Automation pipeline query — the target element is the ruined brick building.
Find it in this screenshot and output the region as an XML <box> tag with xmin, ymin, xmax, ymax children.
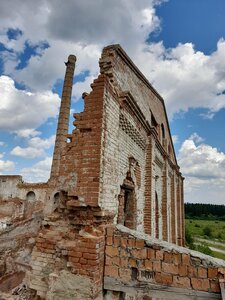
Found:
<box><xmin>0</xmin><ymin>45</ymin><xmax>225</xmax><ymax>299</ymax></box>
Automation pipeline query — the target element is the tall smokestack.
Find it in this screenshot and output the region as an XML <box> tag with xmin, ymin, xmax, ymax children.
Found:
<box><xmin>50</xmin><ymin>54</ymin><xmax>76</xmax><ymax>178</ymax></box>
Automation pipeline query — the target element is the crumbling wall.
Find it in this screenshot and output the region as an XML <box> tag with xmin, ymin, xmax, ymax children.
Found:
<box><xmin>55</xmin><ymin>75</ymin><xmax>106</xmax><ymax>207</ymax></box>
<box><xmin>0</xmin><ymin>213</ymin><xmax>42</xmax><ymax>293</ymax></box>
<box><xmin>28</xmin><ymin>201</ymin><xmax>112</xmax><ymax>300</ymax></box>
<box><xmin>104</xmin><ymin>225</ymin><xmax>225</xmax><ymax>299</ymax></box>
<box><xmin>0</xmin><ymin>176</ymin><xmax>22</xmax><ymax>199</ymax></box>
<box><xmin>0</xmin><ymin>176</ymin><xmax>48</xmax><ymax>292</ymax></box>
<box><xmin>0</xmin><ymin>176</ymin><xmax>48</xmax><ymax>222</ymax></box>
<box><xmin>0</xmin><ymin>45</ymin><xmax>202</xmax><ymax>298</ymax></box>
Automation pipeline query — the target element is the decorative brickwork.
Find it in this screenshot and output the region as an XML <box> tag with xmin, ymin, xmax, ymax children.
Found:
<box><xmin>119</xmin><ymin>114</ymin><xmax>146</xmax><ymax>150</ymax></box>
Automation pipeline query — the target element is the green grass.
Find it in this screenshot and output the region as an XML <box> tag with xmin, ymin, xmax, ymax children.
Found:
<box><xmin>211</xmin><ymin>251</ymin><xmax>225</xmax><ymax>261</ymax></box>
<box><xmin>185</xmin><ymin>219</ymin><xmax>225</xmax><ymax>241</ymax></box>
<box><xmin>185</xmin><ymin>218</ymin><xmax>225</xmax><ymax>261</ymax></box>
<box><xmin>205</xmin><ymin>241</ymin><xmax>225</xmax><ymax>251</ymax></box>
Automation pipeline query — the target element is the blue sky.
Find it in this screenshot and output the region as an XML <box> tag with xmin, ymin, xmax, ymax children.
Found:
<box><xmin>0</xmin><ymin>0</ymin><xmax>225</xmax><ymax>204</ymax></box>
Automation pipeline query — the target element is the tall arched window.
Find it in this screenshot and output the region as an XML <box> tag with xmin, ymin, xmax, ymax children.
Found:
<box><xmin>161</xmin><ymin>123</ymin><xmax>165</xmax><ymax>140</ymax></box>
<box><xmin>168</xmin><ymin>143</ymin><xmax>172</xmax><ymax>157</ymax></box>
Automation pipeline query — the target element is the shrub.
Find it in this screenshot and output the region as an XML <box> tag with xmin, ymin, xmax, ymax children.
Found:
<box><xmin>185</xmin><ymin>229</ymin><xmax>194</xmax><ymax>248</ymax></box>
<box><xmin>203</xmin><ymin>226</ymin><xmax>212</xmax><ymax>237</ymax></box>
<box><xmin>194</xmin><ymin>243</ymin><xmax>213</xmax><ymax>256</ymax></box>
<box><xmin>217</xmin><ymin>232</ymin><xmax>222</xmax><ymax>239</ymax></box>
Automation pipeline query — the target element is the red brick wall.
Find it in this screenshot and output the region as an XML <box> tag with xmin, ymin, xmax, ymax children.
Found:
<box><xmin>181</xmin><ymin>178</ymin><xmax>185</xmax><ymax>246</ymax></box>
<box><xmin>176</xmin><ymin>178</ymin><xmax>182</xmax><ymax>246</ymax></box>
<box><xmin>57</xmin><ymin>75</ymin><xmax>106</xmax><ymax>206</ymax></box>
<box><xmin>104</xmin><ymin>226</ymin><xmax>225</xmax><ymax>297</ymax></box>
<box><xmin>171</xmin><ymin>173</ymin><xmax>176</xmax><ymax>244</ymax></box>
<box><xmin>29</xmin><ymin>217</ymin><xmax>106</xmax><ymax>299</ymax></box>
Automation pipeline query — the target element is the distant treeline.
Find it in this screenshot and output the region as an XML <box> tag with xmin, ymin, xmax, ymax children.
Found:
<box><xmin>185</xmin><ymin>203</ymin><xmax>225</xmax><ymax>220</ymax></box>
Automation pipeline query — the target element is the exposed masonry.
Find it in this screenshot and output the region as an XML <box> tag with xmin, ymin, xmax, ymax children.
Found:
<box><xmin>0</xmin><ymin>44</ymin><xmax>224</xmax><ymax>299</ymax></box>
<box><xmin>105</xmin><ymin>225</ymin><xmax>225</xmax><ymax>300</ymax></box>
<box><xmin>119</xmin><ymin>114</ymin><xmax>146</xmax><ymax>150</ymax></box>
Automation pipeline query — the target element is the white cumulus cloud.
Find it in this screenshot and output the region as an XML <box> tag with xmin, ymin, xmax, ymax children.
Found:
<box><xmin>10</xmin><ymin>146</ymin><xmax>44</xmax><ymax>159</ymax></box>
<box><xmin>178</xmin><ymin>134</ymin><xmax>225</xmax><ymax>204</ymax></box>
<box><xmin>188</xmin><ymin>133</ymin><xmax>205</xmax><ymax>144</ymax></box>
<box><xmin>11</xmin><ymin>135</ymin><xmax>55</xmax><ymax>159</ymax></box>
<box><xmin>0</xmin><ymin>159</ymin><xmax>15</xmax><ymax>174</ymax></box>
<box><xmin>1</xmin><ymin>0</ymin><xmax>225</xmax><ymax>121</ymax></box>
<box><xmin>72</xmin><ymin>75</ymin><xmax>95</xmax><ymax>101</ymax></box>
<box><xmin>21</xmin><ymin>156</ymin><xmax>52</xmax><ymax>182</ymax></box>
<box><xmin>0</xmin><ymin>75</ymin><xmax>60</xmax><ymax>136</ymax></box>
<box><xmin>135</xmin><ymin>40</ymin><xmax>225</xmax><ymax>118</ymax></box>
<box><xmin>0</xmin><ymin>0</ymin><xmax>163</xmax><ymax>92</ymax></box>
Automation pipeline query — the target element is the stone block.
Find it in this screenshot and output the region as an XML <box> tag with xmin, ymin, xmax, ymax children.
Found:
<box><xmin>155</xmin><ymin>272</ymin><xmax>173</xmax><ymax>285</ymax></box>
<box><xmin>191</xmin><ymin>278</ymin><xmax>210</xmax><ymax>292</ymax></box>
<box><xmin>162</xmin><ymin>262</ymin><xmax>178</xmax><ymax>275</ymax></box>
<box><xmin>173</xmin><ymin>276</ymin><xmax>191</xmax><ymax>289</ymax></box>
<box><xmin>105</xmin><ymin>246</ymin><xmax>119</xmax><ymax>257</ymax></box>
<box><xmin>105</xmin><ymin>266</ymin><xmax>119</xmax><ymax>278</ymax></box>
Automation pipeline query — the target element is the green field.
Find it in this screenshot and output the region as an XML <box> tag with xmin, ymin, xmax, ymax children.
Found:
<box><xmin>185</xmin><ymin>219</ymin><xmax>225</xmax><ymax>261</ymax></box>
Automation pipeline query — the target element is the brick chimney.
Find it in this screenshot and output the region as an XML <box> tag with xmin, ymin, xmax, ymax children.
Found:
<box><xmin>50</xmin><ymin>54</ymin><xmax>76</xmax><ymax>178</ymax></box>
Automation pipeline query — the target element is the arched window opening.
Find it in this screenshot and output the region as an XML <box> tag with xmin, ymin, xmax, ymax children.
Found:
<box><xmin>26</xmin><ymin>191</ymin><xmax>36</xmax><ymax>201</ymax></box>
<box><xmin>161</xmin><ymin>123</ymin><xmax>165</xmax><ymax>140</ymax></box>
<box><xmin>168</xmin><ymin>144</ymin><xmax>172</xmax><ymax>157</ymax></box>
<box><xmin>53</xmin><ymin>192</ymin><xmax>60</xmax><ymax>205</ymax></box>
<box><xmin>124</xmin><ymin>188</ymin><xmax>135</xmax><ymax>228</ymax></box>
<box><xmin>151</xmin><ymin>113</ymin><xmax>158</xmax><ymax>128</ymax></box>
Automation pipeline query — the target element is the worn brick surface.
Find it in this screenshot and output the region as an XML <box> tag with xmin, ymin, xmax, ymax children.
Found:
<box><xmin>103</xmin><ymin>226</ymin><xmax>225</xmax><ymax>298</ymax></box>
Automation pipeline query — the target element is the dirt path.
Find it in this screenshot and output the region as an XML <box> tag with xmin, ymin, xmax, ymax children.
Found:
<box><xmin>195</xmin><ymin>237</ymin><xmax>225</xmax><ymax>247</ymax></box>
<box><xmin>208</xmin><ymin>246</ymin><xmax>225</xmax><ymax>255</ymax></box>
<box><xmin>195</xmin><ymin>237</ymin><xmax>225</xmax><ymax>255</ymax></box>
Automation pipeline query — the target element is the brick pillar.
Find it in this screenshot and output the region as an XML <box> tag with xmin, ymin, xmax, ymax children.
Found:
<box><xmin>176</xmin><ymin>177</ymin><xmax>182</xmax><ymax>246</ymax></box>
<box><xmin>144</xmin><ymin>136</ymin><xmax>153</xmax><ymax>235</ymax></box>
<box><xmin>155</xmin><ymin>193</ymin><xmax>159</xmax><ymax>239</ymax></box>
<box><xmin>162</xmin><ymin>161</ymin><xmax>168</xmax><ymax>241</ymax></box>
<box><xmin>50</xmin><ymin>54</ymin><xmax>76</xmax><ymax>178</ymax></box>
<box><xmin>181</xmin><ymin>177</ymin><xmax>185</xmax><ymax>246</ymax></box>
<box><xmin>171</xmin><ymin>172</ymin><xmax>176</xmax><ymax>244</ymax></box>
